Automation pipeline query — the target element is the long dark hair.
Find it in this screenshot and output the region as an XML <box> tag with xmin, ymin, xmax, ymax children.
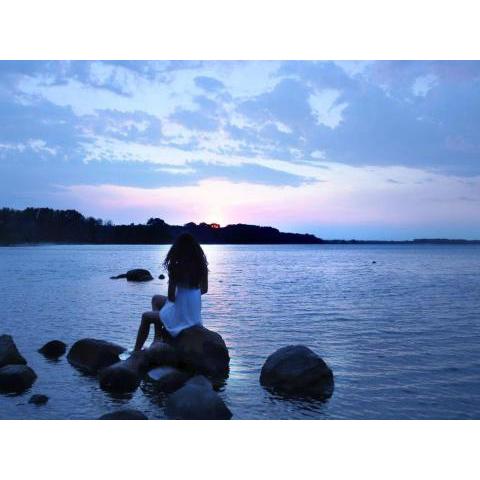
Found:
<box><xmin>163</xmin><ymin>233</ymin><xmax>208</xmax><ymax>288</ymax></box>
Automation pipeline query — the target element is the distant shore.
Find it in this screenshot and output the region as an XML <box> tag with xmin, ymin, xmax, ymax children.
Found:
<box><xmin>1</xmin><ymin>207</ymin><xmax>479</xmax><ymax>246</ymax></box>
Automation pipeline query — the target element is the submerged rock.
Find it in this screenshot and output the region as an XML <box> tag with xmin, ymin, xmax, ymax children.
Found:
<box><xmin>0</xmin><ymin>334</ymin><xmax>27</xmax><ymax>368</ymax></box>
<box><xmin>145</xmin><ymin>366</ymin><xmax>190</xmax><ymax>393</ymax></box>
<box><xmin>111</xmin><ymin>269</ymin><xmax>153</xmax><ymax>282</ymax></box>
<box><xmin>0</xmin><ymin>365</ymin><xmax>37</xmax><ymax>393</ymax></box>
<box><xmin>67</xmin><ymin>338</ymin><xmax>125</xmax><ymax>375</ymax></box>
<box><xmin>29</xmin><ymin>393</ymin><xmax>49</xmax><ymax>405</ymax></box>
<box><xmin>165</xmin><ymin>376</ymin><xmax>232</xmax><ymax>420</ymax></box>
<box><xmin>168</xmin><ymin>326</ymin><xmax>230</xmax><ymax>380</ymax></box>
<box><xmin>38</xmin><ymin>340</ymin><xmax>67</xmax><ymax>359</ymax></box>
<box><xmin>99</xmin><ymin>409</ymin><xmax>148</xmax><ymax>420</ymax></box>
<box><xmin>260</xmin><ymin>345</ymin><xmax>334</xmax><ymax>399</ymax></box>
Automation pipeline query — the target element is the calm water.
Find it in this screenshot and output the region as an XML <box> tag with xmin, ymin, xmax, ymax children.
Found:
<box><xmin>1</xmin><ymin>244</ymin><xmax>480</xmax><ymax>420</ymax></box>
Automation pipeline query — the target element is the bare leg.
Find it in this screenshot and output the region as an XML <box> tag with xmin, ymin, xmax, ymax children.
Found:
<box><xmin>134</xmin><ymin>311</ymin><xmax>160</xmax><ymax>351</ymax></box>
<box><xmin>151</xmin><ymin>294</ymin><xmax>167</xmax><ymax>312</ymax></box>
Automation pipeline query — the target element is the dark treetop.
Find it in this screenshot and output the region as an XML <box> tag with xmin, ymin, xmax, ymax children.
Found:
<box><xmin>1</xmin><ymin>208</ymin><xmax>479</xmax><ymax>245</ymax></box>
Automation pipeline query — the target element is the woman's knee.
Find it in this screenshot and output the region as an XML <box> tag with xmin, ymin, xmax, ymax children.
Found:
<box><xmin>152</xmin><ymin>294</ymin><xmax>166</xmax><ymax>311</ymax></box>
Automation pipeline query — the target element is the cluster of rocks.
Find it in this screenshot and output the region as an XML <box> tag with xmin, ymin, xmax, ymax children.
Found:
<box><xmin>2</xmin><ymin>312</ymin><xmax>335</xmax><ymax>419</ymax></box>
<box><xmin>0</xmin><ymin>334</ymin><xmax>66</xmax><ymax>403</ymax></box>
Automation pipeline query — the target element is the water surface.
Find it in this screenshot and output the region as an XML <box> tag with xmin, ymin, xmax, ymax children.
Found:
<box><xmin>1</xmin><ymin>244</ymin><xmax>479</xmax><ymax>419</ymax></box>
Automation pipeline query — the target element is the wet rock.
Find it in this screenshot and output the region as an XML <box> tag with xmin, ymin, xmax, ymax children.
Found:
<box><xmin>99</xmin><ymin>409</ymin><xmax>148</xmax><ymax>420</ymax></box>
<box><xmin>0</xmin><ymin>365</ymin><xmax>37</xmax><ymax>393</ymax></box>
<box><xmin>260</xmin><ymin>345</ymin><xmax>334</xmax><ymax>399</ymax></box>
<box><xmin>159</xmin><ymin>274</ymin><xmax>165</xmax><ymax>280</ymax></box>
<box><xmin>165</xmin><ymin>376</ymin><xmax>232</xmax><ymax>420</ymax></box>
<box><xmin>67</xmin><ymin>338</ymin><xmax>125</xmax><ymax>375</ymax></box>
<box><xmin>168</xmin><ymin>326</ymin><xmax>230</xmax><ymax>380</ymax></box>
<box><xmin>29</xmin><ymin>394</ymin><xmax>49</xmax><ymax>405</ymax></box>
<box><xmin>99</xmin><ymin>351</ymin><xmax>149</xmax><ymax>393</ymax></box>
<box><xmin>145</xmin><ymin>341</ymin><xmax>179</xmax><ymax>367</ymax></box>
<box><xmin>145</xmin><ymin>366</ymin><xmax>190</xmax><ymax>393</ymax></box>
<box><xmin>372</xmin><ymin>261</ymin><xmax>377</xmax><ymax>264</ymax></box>
<box><xmin>0</xmin><ymin>334</ymin><xmax>27</xmax><ymax>368</ymax></box>
<box><xmin>38</xmin><ymin>340</ymin><xmax>67</xmax><ymax>359</ymax></box>
<box><xmin>110</xmin><ymin>269</ymin><xmax>153</xmax><ymax>281</ymax></box>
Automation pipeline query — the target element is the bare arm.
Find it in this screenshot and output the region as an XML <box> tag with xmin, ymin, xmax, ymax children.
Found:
<box><xmin>168</xmin><ymin>279</ymin><xmax>176</xmax><ymax>302</ymax></box>
<box><xmin>200</xmin><ymin>271</ymin><xmax>208</xmax><ymax>295</ymax></box>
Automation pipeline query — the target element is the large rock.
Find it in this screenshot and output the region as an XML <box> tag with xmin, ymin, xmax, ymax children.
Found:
<box><xmin>260</xmin><ymin>345</ymin><xmax>334</xmax><ymax>399</ymax></box>
<box><xmin>111</xmin><ymin>269</ymin><xmax>153</xmax><ymax>282</ymax></box>
<box><xmin>99</xmin><ymin>409</ymin><xmax>148</xmax><ymax>420</ymax></box>
<box><xmin>144</xmin><ymin>366</ymin><xmax>190</xmax><ymax>393</ymax></box>
<box><xmin>0</xmin><ymin>335</ymin><xmax>27</xmax><ymax>368</ymax></box>
<box><xmin>38</xmin><ymin>340</ymin><xmax>67</xmax><ymax>359</ymax></box>
<box><xmin>0</xmin><ymin>365</ymin><xmax>37</xmax><ymax>393</ymax></box>
<box><xmin>67</xmin><ymin>338</ymin><xmax>125</xmax><ymax>375</ymax></box>
<box><xmin>168</xmin><ymin>326</ymin><xmax>230</xmax><ymax>380</ymax></box>
<box><xmin>165</xmin><ymin>376</ymin><xmax>232</xmax><ymax>420</ymax></box>
<box><xmin>99</xmin><ymin>351</ymin><xmax>150</xmax><ymax>393</ymax></box>
<box><xmin>145</xmin><ymin>341</ymin><xmax>179</xmax><ymax>367</ymax></box>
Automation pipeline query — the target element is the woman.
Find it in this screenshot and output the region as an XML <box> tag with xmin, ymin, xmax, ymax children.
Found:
<box><xmin>134</xmin><ymin>233</ymin><xmax>208</xmax><ymax>351</ymax></box>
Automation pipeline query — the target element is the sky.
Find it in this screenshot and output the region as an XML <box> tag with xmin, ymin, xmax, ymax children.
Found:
<box><xmin>0</xmin><ymin>60</ymin><xmax>479</xmax><ymax>240</ymax></box>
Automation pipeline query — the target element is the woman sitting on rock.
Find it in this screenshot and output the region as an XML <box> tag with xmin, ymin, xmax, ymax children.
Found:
<box><xmin>134</xmin><ymin>233</ymin><xmax>208</xmax><ymax>351</ymax></box>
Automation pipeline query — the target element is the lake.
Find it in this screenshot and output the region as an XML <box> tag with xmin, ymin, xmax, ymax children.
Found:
<box><xmin>1</xmin><ymin>244</ymin><xmax>480</xmax><ymax>419</ymax></box>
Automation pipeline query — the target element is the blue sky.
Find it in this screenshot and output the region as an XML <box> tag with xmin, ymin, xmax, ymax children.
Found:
<box><xmin>0</xmin><ymin>60</ymin><xmax>479</xmax><ymax>239</ymax></box>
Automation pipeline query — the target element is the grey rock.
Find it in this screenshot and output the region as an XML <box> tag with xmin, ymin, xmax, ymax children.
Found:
<box><xmin>110</xmin><ymin>269</ymin><xmax>153</xmax><ymax>281</ymax></box>
<box><xmin>260</xmin><ymin>345</ymin><xmax>334</xmax><ymax>399</ymax></box>
<box><xmin>165</xmin><ymin>375</ymin><xmax>232</xmax><ymax>420</ymax></box>
<box><xmin>38</xmin><ymin>340</ymin><xmax>67</xmax><ymax>359</ymax></box>
<box><xmin>99</xmin><ymin>351</ymin><xmax>149</xmax><ymax>393</ymax></box>
<box><xmin>158</xmin><ymin>274</ymin><xmax>165</xmax><ymax>280</ymax></box>
<box><xmin>0</xmin><ymin>365</ymin><xmax>37</xmax><ymax>393</ymax></box>
<box><xmin>99</xmin><ymin>409</ymin><xmax>148</xmax><ymax>420</ymax></box>
<box><xmin>145</xmin><ymin>341</ymin><xmax>179</xmax><ymax>367</ymax></box>
<box><xmin>168</xmin><ymin>326</ymin><xmax>230</xmax><ymax>380</ymax></box>
<box><xmin>0</xmin><ymin>334</ymin><xmax>27</xmax><ymax>368</ymax></box>
<box><xmin>67</xmin><ymin>338</ymin><xmax>125</xmax><ymax>375</ymax></box>
<box><xmin>145</xmin><ymin>366</ymin><xmax>190</xmax><ymax>393</ymax></box>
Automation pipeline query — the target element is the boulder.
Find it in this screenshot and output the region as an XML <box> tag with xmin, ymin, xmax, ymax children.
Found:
<box><xmin>145</xmin><ymin>341</ymin><xmax>179</xmax><ymax>367</ymax></box>
<box><xmin>99</xmin><ymin>351</ymin><xmax>150</xmax><ymax>393</ymax></box>
<box><xmin>29</xmin><ymin>394</ymin><xmax>49</xmax><ymax>405</ymax></box>
<box><xmin>110</xmin><ymin>269</ymin><xmax>153</xmax><ymax>281</ymax></box>
<box><xmin>99</xmin><ymin>409</ymin><xmax>148</xmax><ymax>420</ymax></box>
<box><xmin>168</xmin><ymin>326</ymin><xmax>230</xmax><ymax>380</ymax></box>
<box><xmin>67</xmin><ymin>338</ymin><xmax>125</xmax><ymax>375</ymax></box>
<box><xmin>38</xmin><ymin>340</ymin><xmax>67</xmax><ymax>359</ymax></box>
<box><xmin>0</xmin><ymin>334</ymin><xmax>27</xmax><ymax>368</ymax></box>
<box><xmin>260</xmin><ymin>345</ymin><xmax>334</xmax><ymax>399</ymax></box>
<box><xmin>0</xmin><ymin>365</ymin><xmax>37</xmax><ymax>393</ymax></box>
<box><xmin>165</xmin><ymin>376</ymin><xmax>232</xmax><ymax>420</ymax></box>
<box><xmin>144</xmin><ymin>366</ymin><xmax>190</xmax><ymax>393</ymax></box>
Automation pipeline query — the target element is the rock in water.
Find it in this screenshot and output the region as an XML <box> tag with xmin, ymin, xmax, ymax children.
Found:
<box><xmin>29</xmin><ymin>394</ymin><xmax>49</xmax><ymax>405</ymax></box>
<box><xmin>0</xmin><ymin>365</ymin><xmax>37</xmax><ymax>393</ymax></box>
<box><xmin>165</xmin><ymin>376</ymin><xmax>232</xmax><ymax>420</ymax></box>
<box><xmin>110</xmin><ymin>269</ymin><xmax>153</xmax><ymax>281</ymax></box>
<box><xmin>67</xmin><ymin>338</ymin><xmax>125</xmax><ymax>375</ymax></box>
<box><xmin>145</xmin><ymin>341</ymin><xmax>179</xmax><ymax>367</ymax></box>
<box><xmin>168</xmin><ymin>326</ymin><xmax>230</xmax><ymax>380</ymax></box>
<box><xmin>99</xmin><ymin>409</ymin><xmax>148</xmax><ymax>420</ymax></box>
<box><xmin>0</xmin><ymin>335</ymin><xmax>27</xmax><ymax>368</ymax></box>
<box><xmin>38</xmin><ymin>340</ymin><xmax>67</xmax><ymax>359</ymax></box>
<box><xmin>99</xmin><ymin>351</ymin><xmax>149</xmax><ymax>393</ymax></box>
<box><xmin>126</xmin><ymin>269</ymin><xmax>153</xmax><ymax>281</ymax></box>
<box><xmin>159</xmin><ymin>274</ymin><xmax>165</xmax><ymax>280</ymax></box>
<box><xmin>144</xmin><ymin>366</ymin><xmax>190</xmax><ymax>393</ymax></box>
<box><xmin>260</xmin><ymin>345</ymin><xmax>334</xmax><ymax>399</ymax></box>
